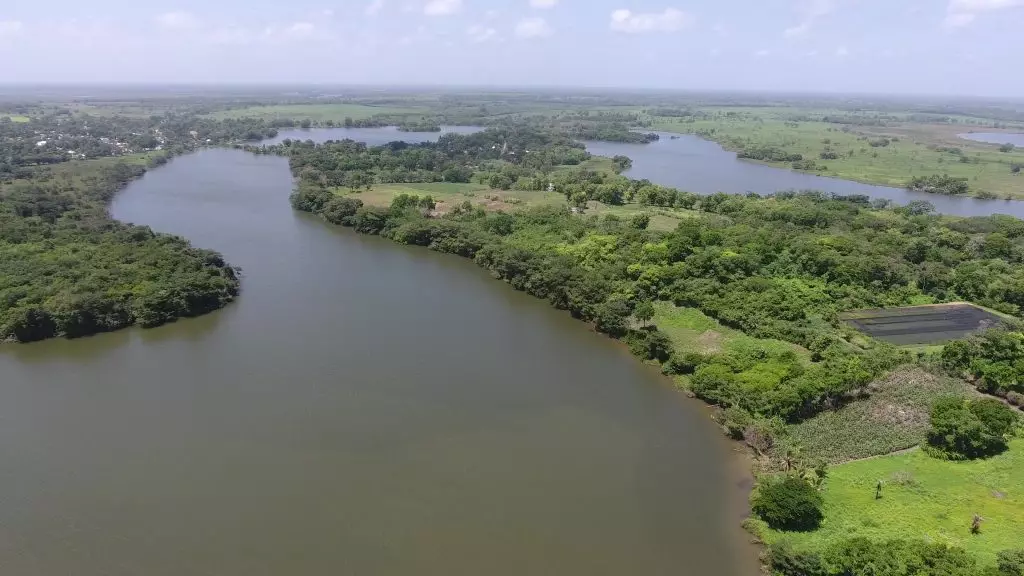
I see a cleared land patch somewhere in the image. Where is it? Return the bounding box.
[841,302,1003,346]
[331,182,691,231]
[785,366,971,463]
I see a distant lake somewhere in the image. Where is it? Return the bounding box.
[586,133,1024,219]
[959,132,1024,147]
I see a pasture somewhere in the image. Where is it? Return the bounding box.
[755,439,1024,566]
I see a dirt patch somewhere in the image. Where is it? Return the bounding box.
[696,330,724,354]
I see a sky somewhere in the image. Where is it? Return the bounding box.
[0,0,1021,96]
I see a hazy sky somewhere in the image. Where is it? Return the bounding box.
[0,0,1021,96]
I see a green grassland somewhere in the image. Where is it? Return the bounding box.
[330,173,694,232]
[653,111,1024,199]
[2,115,30,123]
[206,103,427,121]
[755,439,1024,565]
[652,302,809,360]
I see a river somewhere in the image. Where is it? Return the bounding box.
[0,148,756,576]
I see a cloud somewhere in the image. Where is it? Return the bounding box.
[945,0,1023,26]
[836,45,849,57]
[515,17,553,38]
[783,0,835,38]
[784,22,811,37]
[424,0,462,16]
[609,8,692,33]
[283,22,316,38]
[0,20,24,37]
[944,11,977,26]
[950,0,1024,9]
[753,49,770,57]
[485,9,500,19]
[155,11,201,30]
[530,0,559,8]
[467,24,498,42]
[365,0,385,16]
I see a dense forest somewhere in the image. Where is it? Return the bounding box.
[0,113,278,342]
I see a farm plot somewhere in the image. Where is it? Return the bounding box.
[841,303,1004,345]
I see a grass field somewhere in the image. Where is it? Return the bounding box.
[650,303,811,388]
[206,103,427,121]
[756,439,1024,565]
[3,115,30,122]
[785,367,970,463]
[653,110,1024,199]
[332,181,692,232]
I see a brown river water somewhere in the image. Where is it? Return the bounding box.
[0,148,758,575]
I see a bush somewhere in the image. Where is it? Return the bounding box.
[1007,391,1024,408]
[752,476,824,532]
[664,351,706,375]
[926,396,1016,459]
[719,406,754,440]
[768,541,826,576]
[998,549,1024,576]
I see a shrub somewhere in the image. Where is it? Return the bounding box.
[926,396,1015,459]
[970,398,1019,437]
[664,351,706,375]
[768,541,826,576]
[719,406,754,440]
[998,549,1024,576]
[1007,391,1024,408]
[752,476,824,532]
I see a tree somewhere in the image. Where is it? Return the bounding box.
[634,301,655,327]
[1000,143,1016,153]
[630,213,651,230]
[926,397,1016,459]
[751,475,824,532]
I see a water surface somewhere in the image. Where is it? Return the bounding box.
[586,133,1024,218]
[0,149,754,576]
[959,132,1024,147]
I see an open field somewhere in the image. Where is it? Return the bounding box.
[333,182,563,213]
[331,181,691,231]
[842,303,1004,346]
[206,103,427,121]
[785,367,971,463]
[756,438,1024,566]
[651,302,811,382]
[652,110,1024,199]
[2,115,30,122]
